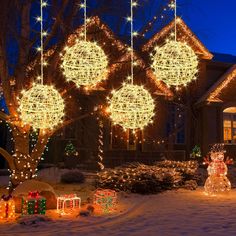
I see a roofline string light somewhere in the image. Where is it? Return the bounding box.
[60,0,108,88]
[151,0,198,88]
[18,0,65,130]
[108,0,155,130]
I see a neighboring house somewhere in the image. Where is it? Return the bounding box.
[1,16,236,169]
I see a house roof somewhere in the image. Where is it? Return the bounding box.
[106,51,173,97]
[142,17,213,60]
[197,64,236,103]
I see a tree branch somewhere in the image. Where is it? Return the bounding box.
[0,148,15,170]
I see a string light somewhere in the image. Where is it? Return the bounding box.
[151,0,198,88]
[19,0,65,130]
[109,0,155,130]
[60,0,108,88]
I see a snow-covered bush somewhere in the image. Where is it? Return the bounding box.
[96,161,198,194]
[61,171,85,184]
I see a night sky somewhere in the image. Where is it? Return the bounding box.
[95,0,236,56]
[172,0,236,56]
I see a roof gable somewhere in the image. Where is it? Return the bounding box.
[142,17,213,60]
[105,52,173,97]
[197,65,236,103]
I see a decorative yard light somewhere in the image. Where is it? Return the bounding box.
[204,144,232,196]
[19,0,65,130]
[0,195,15,220]
[151,0,198,88]
[60,0,108,88]
[57,194,81,215]
[109,0,155,130]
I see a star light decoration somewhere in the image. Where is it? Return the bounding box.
[151,0,198,88]
[18,0,65,130]
[108,0,155,130]
[60,0,108,88]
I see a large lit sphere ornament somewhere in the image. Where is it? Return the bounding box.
[151,40,198,87]
[19,84,65,130]
[109,84,155,130]
[61,40,108,88]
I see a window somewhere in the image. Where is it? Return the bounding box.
[223,107,236,144]
[167,104,186,144]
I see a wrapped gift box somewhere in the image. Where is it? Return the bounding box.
[22,191,46,215]
[94,189,117,213]
[57,194,81,215]
[0,195,15,219]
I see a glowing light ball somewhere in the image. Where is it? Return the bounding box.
[19,84,65,130]
[94,189,117,213]
[61,40,108,88]
[57,194,81,215]
[0,195,15,219]
[151,40,198,87]
[204,145,232,196]
[109,84,155,130]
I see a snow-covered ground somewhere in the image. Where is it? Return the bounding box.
[1,188,236,236]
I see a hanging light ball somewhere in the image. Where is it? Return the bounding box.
[61,40,108,88]
[108,83,155,130]
[18,84,65,130]
[151,40,198,87]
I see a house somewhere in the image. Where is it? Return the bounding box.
[1,16,236,169]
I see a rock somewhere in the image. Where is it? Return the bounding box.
[13,180,56,212]
[40,191,57,209]
[87,205,94,213]
[79,210,91,217]
[13,180,55,196]
[17,215,52,226]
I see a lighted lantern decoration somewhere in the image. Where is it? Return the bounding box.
[109,84,155,130]
[18,0,65,130]
[60,0,108,88]
[19,84,65,130]
[22,191,46,215]
[57,194,81,215]
[151,0,198,88]
[61,40,108,88]
[0,195,15,219]
[204,144,233,196]
[94,189,117,213]
[108,0,155,130]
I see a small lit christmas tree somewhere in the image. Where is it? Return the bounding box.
[64,141,78,157]
[190,145,201,159]
[204,144,233,196]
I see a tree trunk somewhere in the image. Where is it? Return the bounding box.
[0,127,50,193]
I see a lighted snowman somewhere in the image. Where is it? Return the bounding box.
[204,144,232,196]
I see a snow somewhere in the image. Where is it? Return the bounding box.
[0,188,236,236]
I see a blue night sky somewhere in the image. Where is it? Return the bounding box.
[96,0,236,56]
[172,0,236,56]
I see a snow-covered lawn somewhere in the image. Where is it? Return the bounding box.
[0,188,236,236]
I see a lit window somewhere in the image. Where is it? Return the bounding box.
[223,107,236,144]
